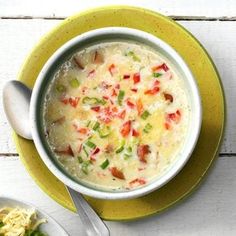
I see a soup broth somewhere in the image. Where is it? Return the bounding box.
[43,41,190,191]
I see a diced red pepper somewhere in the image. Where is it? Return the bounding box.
[133,72,140,84]
[120,120,131,137]
[112,106,118,113]
[102,96,109,100]
[167,110,181,123]
[55,145,74,157]
[68,97,80,108]
[126,100,135,109]
[164,93,173,103]
[152,63,169,72]
[61,98,68,105]
[110,167,125,180]
[91,106,100,112]
[92,147,100,155]
[136,98,143,115]
[108,64,116,76]
[87,69,95,77]
[78,128,88,134]
[144,87,160,95]
[111,88,117,97]
[164,122,171,130]
[123,74,130,79]
[137,144,150,163]
[154,80,160,86]
[131,88,138,93]
[129,178,146,186]
[118,110,126,119]
[132,129,139,137]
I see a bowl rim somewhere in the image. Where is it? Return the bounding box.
[30,27,202,200]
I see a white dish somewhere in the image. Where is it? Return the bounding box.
[0,196,68,236]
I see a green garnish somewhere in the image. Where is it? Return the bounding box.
[69,78,80,88]
[82,97,100,105]
[143,123,153,133]
[86,120,91,127]
[127,51,141,62]
[115,146,124,153]
[82,97,106,105]
[118,90,125,105]
[141,110,151,120]
[100,159,110,169]
[99,98,107,105]
[153,72,162,78]
[98,126,111,138]
[81,161,90,175]
[127,146,132,153]
[56,84,66,92]
[77,156,83,163]
[92,121,100,131]
[82,146,89,157]
[25,229,48,236]
[85,140,96,149]
[0,221,4,228]
[124,154,132,160]
[116,140,125,153]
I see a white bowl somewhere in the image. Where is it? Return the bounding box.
[28,27,202,200]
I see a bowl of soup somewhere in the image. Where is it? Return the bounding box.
[28,27,202,199]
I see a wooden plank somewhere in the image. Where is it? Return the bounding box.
[0,19,235,153]
[0,0,236,18]
[0,155,236,235]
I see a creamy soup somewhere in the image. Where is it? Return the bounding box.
[43,41,190,191]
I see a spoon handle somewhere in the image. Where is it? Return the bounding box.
[67,187,110,236]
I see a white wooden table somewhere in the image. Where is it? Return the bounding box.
[1,1,236,235]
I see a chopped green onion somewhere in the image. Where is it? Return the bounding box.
[86,120,91,127]
[141,110,151,120]
[98,126,111,138]
[77,156,83,163]
[127,146,132,153]
[115,146,124,153]
[99,99,107,105]
[82,96,106,105]
[153,72,162,78]
[116,140,125,153]
[82,146,89,157]
[92,121,100,131]
[127,51,141,62]
[85,140,96,149]
[82,97,100,105]
[124,154,132,160]
[56,84,66,92]
[118,90,125,105]
[81,161,90,175]
[100,159,110,169]
[69,78,80,88]
[143,123,153,133]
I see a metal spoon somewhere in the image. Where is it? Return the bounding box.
[2,80,110,236]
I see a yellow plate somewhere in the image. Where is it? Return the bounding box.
[13,6,225,221]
